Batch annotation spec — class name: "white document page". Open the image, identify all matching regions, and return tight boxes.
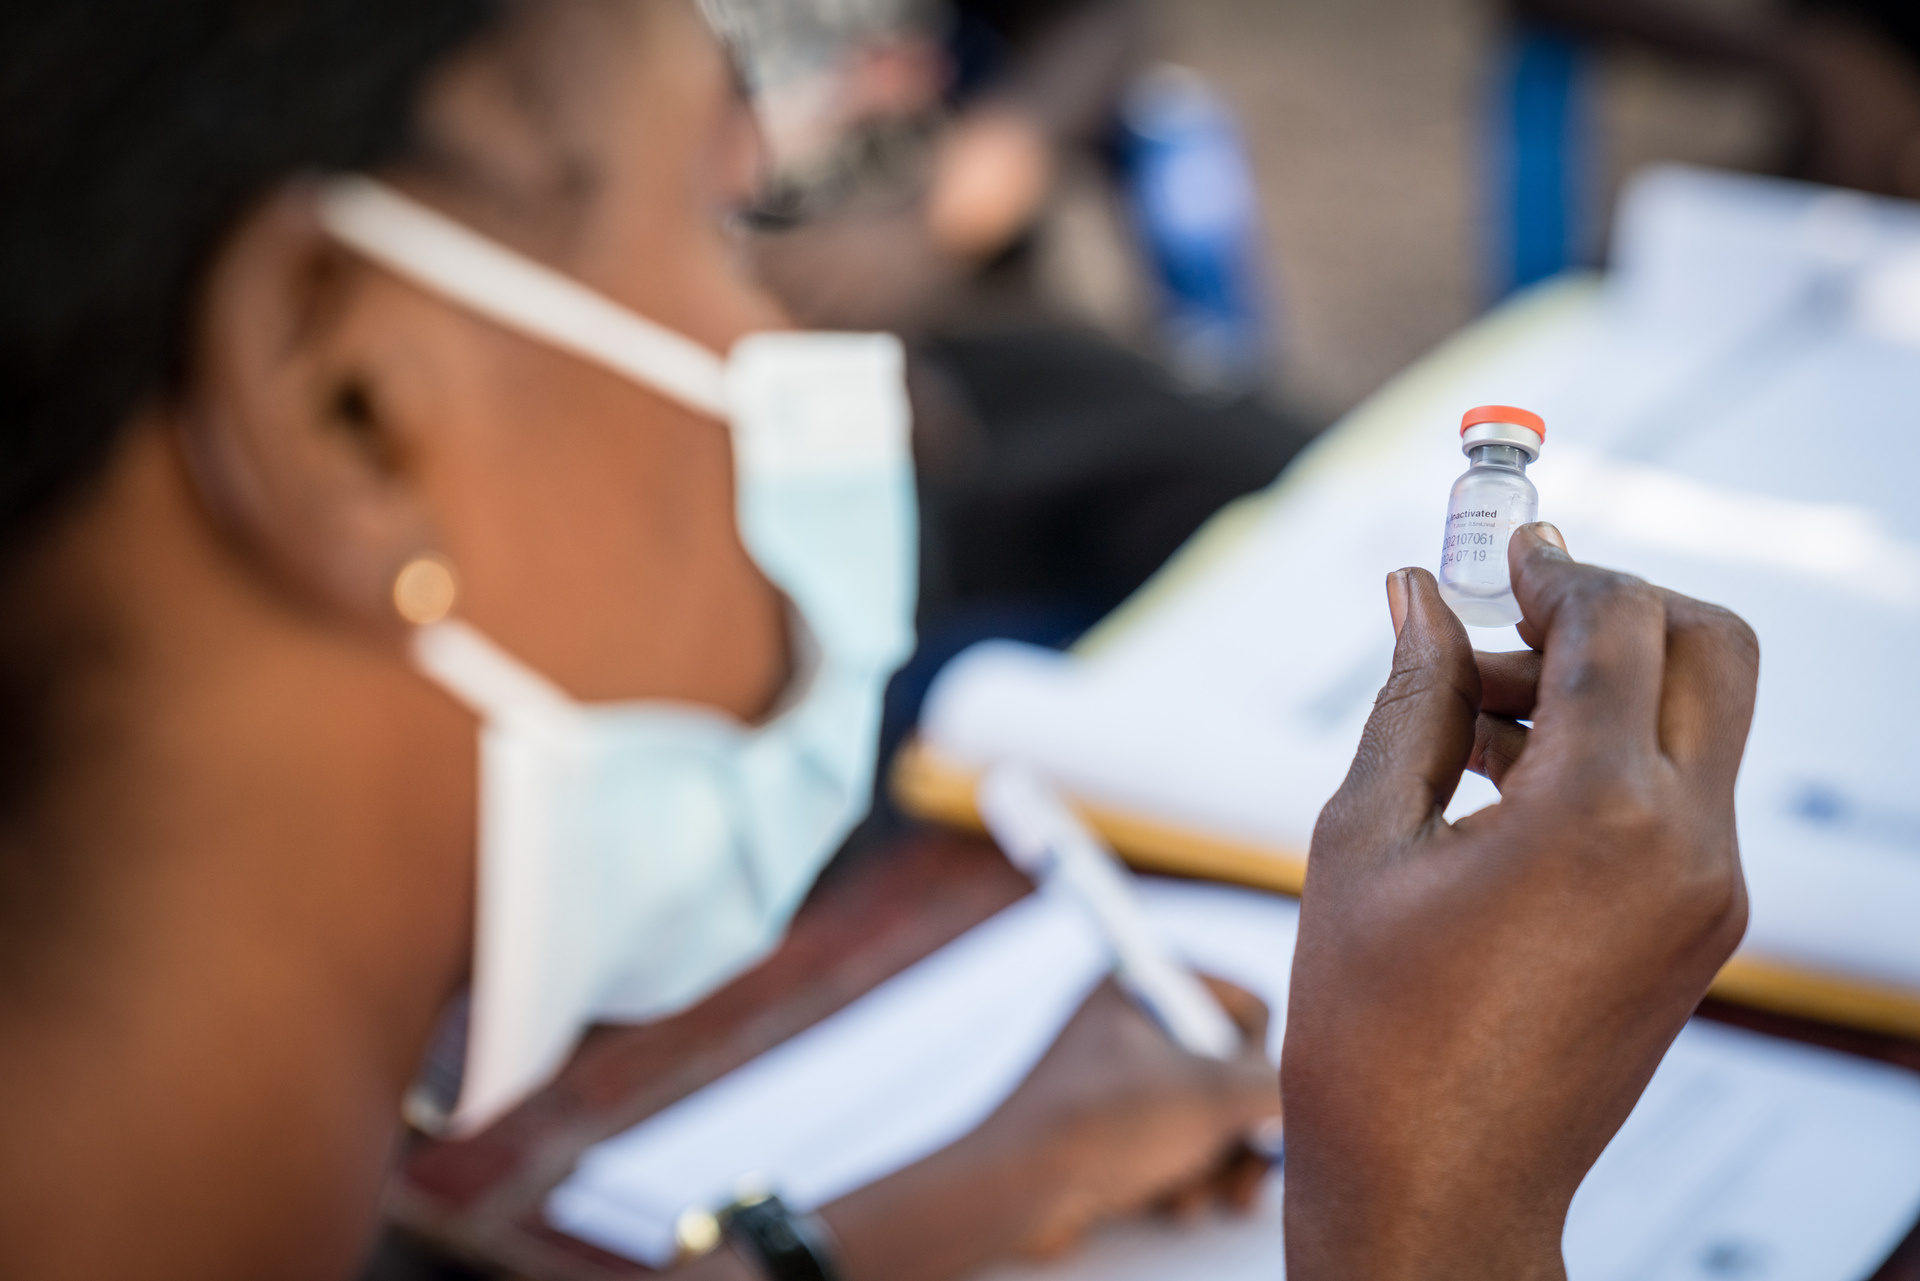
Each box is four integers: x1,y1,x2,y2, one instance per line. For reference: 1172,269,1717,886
545,881,1298,1268
547,881,1920,1281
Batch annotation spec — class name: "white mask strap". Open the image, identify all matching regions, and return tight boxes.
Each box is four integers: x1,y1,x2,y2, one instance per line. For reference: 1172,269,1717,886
316,176,730,421
412,620,584,732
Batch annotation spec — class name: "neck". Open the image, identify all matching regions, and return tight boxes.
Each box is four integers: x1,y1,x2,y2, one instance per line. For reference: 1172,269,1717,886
0,425,476,1279
1468,443,1528,470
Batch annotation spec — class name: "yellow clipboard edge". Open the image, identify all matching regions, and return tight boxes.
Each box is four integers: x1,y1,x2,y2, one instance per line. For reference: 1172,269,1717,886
1710,954,1920,1042
892,738,1920,1042
893,739,1308,898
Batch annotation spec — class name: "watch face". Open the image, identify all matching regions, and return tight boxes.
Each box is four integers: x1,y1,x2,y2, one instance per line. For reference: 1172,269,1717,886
718,1194,843,1281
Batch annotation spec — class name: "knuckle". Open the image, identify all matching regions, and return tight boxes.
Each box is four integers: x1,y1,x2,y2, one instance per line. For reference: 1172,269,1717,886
1705,608,1762,671
1673,593,1750,633
1674,846,1742,917
1671,598,1763,691
1665,852,1747,948
1564,567,1654,611
1550,572,1662,648
1598,573,1663,618
1575,772,1668,841
1554,651,1610,701
1546,576,1665,692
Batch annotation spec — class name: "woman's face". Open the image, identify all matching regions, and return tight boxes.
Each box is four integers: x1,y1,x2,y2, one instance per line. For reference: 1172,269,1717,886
194,0,793,720
418,0,792,715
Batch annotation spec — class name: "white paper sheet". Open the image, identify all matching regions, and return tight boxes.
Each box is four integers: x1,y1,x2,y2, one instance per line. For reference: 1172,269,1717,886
545,880,1300,1267
548,878,1920,1281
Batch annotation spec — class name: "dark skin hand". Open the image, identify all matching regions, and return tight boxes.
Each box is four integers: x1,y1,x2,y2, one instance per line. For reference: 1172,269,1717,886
678,977,1279,1281
812,979,1278,1281
1284,525,1759,1279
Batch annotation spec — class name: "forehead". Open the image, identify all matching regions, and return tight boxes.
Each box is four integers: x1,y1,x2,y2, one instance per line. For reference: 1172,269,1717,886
391,0,779,361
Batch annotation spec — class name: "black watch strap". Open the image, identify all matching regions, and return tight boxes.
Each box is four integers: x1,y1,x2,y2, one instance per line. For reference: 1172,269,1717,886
717,1194,844,1281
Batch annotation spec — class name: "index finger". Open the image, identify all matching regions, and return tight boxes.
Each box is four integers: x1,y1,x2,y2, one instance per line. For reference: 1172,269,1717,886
1508,525,1667,771
1653,587,1760,787
1313,568,1481,869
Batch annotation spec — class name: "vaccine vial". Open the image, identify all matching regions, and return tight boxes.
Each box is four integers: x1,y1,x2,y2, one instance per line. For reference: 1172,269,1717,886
1438,405,1545,627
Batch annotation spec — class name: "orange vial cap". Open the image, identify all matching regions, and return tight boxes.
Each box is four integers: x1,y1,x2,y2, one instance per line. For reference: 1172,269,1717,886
1460,404,1546,439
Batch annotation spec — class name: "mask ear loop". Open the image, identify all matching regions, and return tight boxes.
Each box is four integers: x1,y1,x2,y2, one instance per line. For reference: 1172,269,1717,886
315,176,732,422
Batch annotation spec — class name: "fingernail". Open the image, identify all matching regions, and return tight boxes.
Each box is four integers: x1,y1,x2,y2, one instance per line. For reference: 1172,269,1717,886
1534,522,1568,553
1386,569,1411,638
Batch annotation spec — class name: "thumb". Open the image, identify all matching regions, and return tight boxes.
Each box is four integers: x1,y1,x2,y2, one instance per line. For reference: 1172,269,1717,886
1313,569,1480,870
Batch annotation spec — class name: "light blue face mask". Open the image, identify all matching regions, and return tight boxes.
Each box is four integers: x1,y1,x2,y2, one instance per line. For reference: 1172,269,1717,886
318,179,917,1135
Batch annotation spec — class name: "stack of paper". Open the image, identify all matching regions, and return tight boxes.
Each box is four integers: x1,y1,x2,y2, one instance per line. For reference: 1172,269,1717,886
545,880,1920,1280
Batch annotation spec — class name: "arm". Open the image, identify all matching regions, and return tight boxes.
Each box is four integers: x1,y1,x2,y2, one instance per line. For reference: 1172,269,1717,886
1284,527,1759,1278
926,0,1152,258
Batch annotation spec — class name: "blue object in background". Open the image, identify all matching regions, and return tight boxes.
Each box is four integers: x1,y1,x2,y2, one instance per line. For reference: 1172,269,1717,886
1117,64,1278,393
1486,24,1597,297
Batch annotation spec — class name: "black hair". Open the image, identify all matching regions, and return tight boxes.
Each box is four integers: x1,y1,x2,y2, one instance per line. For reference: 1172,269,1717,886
0,1,503,973
0,0,502,549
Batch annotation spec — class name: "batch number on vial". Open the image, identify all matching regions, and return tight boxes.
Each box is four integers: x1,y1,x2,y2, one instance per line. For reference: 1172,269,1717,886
1442,526,1501,566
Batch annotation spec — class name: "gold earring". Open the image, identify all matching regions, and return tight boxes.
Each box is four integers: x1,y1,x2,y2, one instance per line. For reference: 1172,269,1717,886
393,554,459,626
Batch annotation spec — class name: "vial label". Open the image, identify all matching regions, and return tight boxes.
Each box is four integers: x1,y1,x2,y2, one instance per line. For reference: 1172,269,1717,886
1442,407,1544,628
1438,481,1537,627
1439,493,1529,582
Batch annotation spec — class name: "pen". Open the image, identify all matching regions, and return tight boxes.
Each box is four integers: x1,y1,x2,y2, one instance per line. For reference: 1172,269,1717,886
975,762,1244,1062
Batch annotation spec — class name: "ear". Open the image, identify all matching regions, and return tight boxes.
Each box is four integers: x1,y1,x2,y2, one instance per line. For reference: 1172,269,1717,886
175,181,459,634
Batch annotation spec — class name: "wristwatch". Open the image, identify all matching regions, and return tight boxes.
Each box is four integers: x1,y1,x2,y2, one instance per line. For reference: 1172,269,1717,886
678,1192,845,1281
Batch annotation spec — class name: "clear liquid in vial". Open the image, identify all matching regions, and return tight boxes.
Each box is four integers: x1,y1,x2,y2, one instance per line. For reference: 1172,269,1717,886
1438,446,1537,628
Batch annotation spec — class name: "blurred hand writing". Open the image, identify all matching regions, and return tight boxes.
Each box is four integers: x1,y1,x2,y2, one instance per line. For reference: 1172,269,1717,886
796,977,1276,1281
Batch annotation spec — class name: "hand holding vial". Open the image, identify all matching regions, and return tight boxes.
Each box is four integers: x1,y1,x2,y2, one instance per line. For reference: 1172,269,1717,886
1438,405,1544,627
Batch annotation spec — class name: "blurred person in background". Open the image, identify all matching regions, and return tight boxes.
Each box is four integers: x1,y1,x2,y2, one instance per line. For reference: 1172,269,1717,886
708,0,1314,825
720,0,1281,390
713,0,1156,323
0,5,1280,1278
0,2,1760,1281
